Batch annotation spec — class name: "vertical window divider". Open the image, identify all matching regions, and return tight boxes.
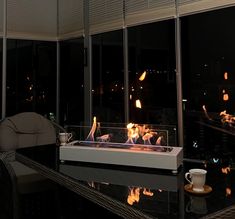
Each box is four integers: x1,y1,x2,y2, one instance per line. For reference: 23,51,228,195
175,0,184,147
2,0,7,119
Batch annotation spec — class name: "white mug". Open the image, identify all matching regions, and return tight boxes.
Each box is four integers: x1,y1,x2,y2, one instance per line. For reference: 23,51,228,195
59,132,73,145
185,168,207,192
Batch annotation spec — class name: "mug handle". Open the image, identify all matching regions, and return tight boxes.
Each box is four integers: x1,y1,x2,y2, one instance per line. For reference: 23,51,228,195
68,133,73,141
185,172,192,184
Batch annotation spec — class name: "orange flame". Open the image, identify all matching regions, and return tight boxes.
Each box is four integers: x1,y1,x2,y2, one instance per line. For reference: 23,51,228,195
126,123,139,144
96,134,111,142
86,116,97,141
126,123,162,146
142,133,153,145
156,136,163,145
138,125,149,137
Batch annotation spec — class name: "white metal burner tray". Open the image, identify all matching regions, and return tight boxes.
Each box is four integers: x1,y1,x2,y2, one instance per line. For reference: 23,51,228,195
59,142,183,171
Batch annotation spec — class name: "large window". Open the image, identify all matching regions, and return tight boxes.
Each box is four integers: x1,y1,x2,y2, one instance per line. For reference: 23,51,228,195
181,6,235,160
92,30,124,123
60,38,84,125
128,20,177,125
6,39,57,117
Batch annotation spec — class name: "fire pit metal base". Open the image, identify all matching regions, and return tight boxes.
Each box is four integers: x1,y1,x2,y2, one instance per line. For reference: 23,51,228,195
59,143,183,171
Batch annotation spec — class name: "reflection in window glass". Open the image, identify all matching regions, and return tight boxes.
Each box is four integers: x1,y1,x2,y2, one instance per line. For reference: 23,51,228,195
60,38,84,125
6,39,56,117
181,7,235,160
92,30,124,123
128,20,177,125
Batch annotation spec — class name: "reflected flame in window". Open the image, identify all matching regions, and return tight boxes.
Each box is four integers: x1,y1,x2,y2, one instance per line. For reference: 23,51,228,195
222,89,229,101
135,99,142,109
221,167,231,174
220,111,235,126
202,105,212,120
226,187,231,197
221,167,232,197
139,71,146,81
223,93,229,101
224,72,228,80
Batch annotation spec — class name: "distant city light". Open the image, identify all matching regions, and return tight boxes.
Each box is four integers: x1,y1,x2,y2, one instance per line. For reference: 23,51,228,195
192,140,198,148
212,158,219,163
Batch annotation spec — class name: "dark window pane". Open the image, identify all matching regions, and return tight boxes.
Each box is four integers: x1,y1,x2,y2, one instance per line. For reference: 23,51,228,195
181,6,235,159
6,39,56,117
60,38,84,125
92,30,124,123
128,20,177,125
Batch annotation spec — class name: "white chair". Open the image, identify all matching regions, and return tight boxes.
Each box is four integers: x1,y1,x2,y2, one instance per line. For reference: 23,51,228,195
0,112,64,219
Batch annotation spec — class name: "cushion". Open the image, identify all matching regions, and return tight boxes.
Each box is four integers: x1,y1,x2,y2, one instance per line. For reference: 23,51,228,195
8,112,47,134
0,112,56,151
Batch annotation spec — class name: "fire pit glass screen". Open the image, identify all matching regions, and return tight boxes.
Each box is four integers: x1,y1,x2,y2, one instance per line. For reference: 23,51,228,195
65,118,177,153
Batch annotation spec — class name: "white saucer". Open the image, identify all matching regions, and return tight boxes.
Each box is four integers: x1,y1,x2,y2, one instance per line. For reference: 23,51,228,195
184,184,212,195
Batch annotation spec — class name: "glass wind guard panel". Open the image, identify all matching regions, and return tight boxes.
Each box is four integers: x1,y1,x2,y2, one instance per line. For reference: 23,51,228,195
62,122,182,170
66,122,177,149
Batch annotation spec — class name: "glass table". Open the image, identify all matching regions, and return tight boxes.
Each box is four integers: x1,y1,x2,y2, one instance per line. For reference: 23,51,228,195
15,144,235,219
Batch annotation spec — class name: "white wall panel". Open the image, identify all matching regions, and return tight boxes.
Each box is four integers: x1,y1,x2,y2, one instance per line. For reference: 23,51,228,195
0,0,3,37
178,0,235,16
89,0,124,35
58,0,84,40
125,0,176,27
7,0,57,41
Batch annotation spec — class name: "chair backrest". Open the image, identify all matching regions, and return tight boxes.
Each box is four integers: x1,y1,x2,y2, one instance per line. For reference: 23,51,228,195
0,112,56,152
